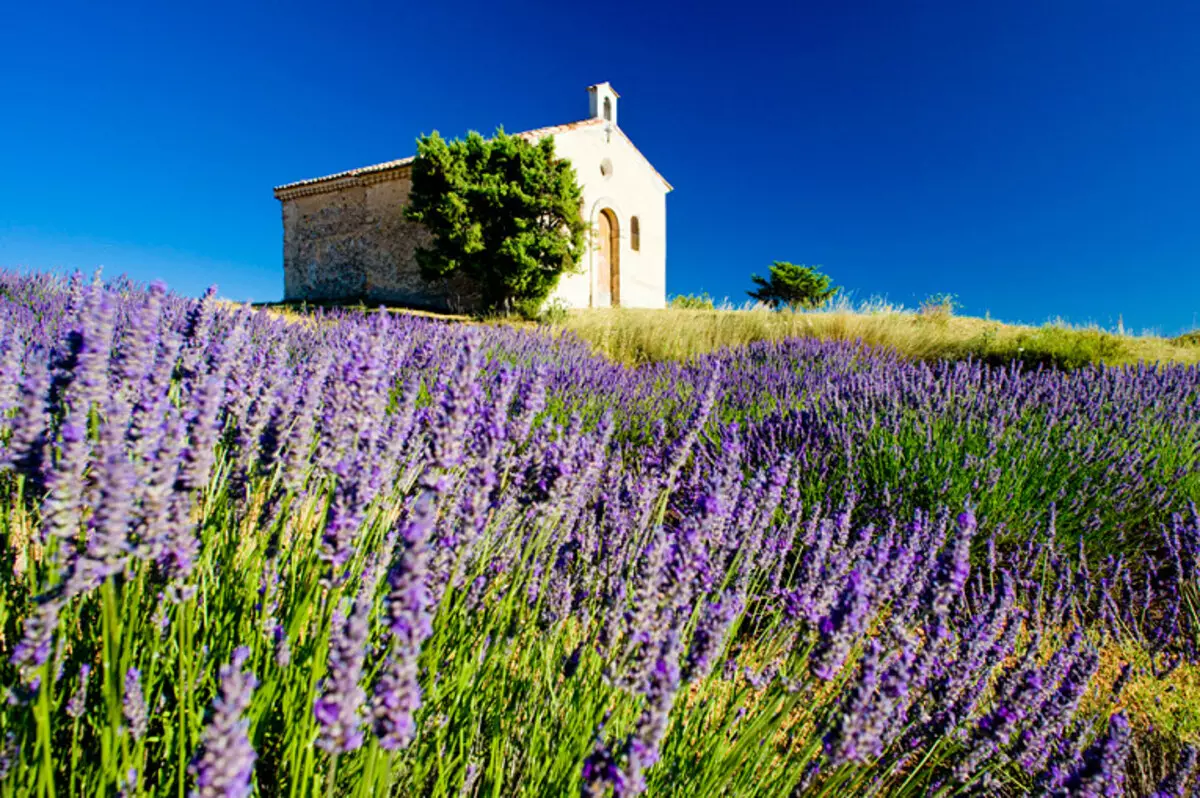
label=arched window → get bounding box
[630,216,641,251]
[603,97,612,121]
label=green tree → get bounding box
[405,127,588,313]
[746,262,839,309]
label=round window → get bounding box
[600,158,613,178]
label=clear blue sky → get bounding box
[3,1,1199,333]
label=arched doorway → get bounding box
[596,208,620,307]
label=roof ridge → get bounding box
[273,118,606,195]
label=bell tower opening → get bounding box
[587,82,620,128]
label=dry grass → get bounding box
[560,304,1200,368]
[254,298,1200,369]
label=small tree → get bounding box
[405,128,588,313]
[747,262,839,309]
[669,292,716,310]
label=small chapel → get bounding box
[273,83,671,311]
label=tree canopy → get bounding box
[405,128,588,313]
[747,262,839,310]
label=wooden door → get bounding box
[596,209,620,307]
[596,211,612,307]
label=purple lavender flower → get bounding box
[273,625,291,669]
[810,568,873,681]
[1150,744,1198,798]
[189,647,258,798]
[320,459,369,585]
[117,768,138,798]
[372,492,436,750]
[42,284,115,544]
[66,664,91,719]
[620,632,682,794]
[929,509,975,618]
[10,598,60,674]
[124,667,148,740]
[371,650,421,752]
[659,366,721,486]
[1015,642,1101,772]
[3,356,50,482]
[581,736,628,798]
[0,262,1197,797]
[954,654,1046,782]
[682,595,743,683]
[822,639,882,766]
[156,490,202,583]
[64,435,137,596]
[0,733,16,780]
[427,335,481,473]
[508,363,547,446]
[1051,712,1131,797]
[0,323,26,433]
[314,590,371,753]
[794,760,821,794]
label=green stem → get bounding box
[327,754,339,798]
[69,718,80,797]
[35,663,56,798]
[177,600,193,798]
[100,580,121,793]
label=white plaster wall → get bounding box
[545,125,668,309]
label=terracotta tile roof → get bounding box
[273,116,671,197]
[513,117,607,140]
[273,156,418,194]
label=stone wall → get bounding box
[281,171,479,311]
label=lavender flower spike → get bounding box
[189,647,258,798]
[11,598,61,673]
[930,509,975,618]
[314,590,371,753]
[822,639,882,766]
[124,667,148,740]
[1052,712,1131,797]
[1150,744,1198,798]
[66,664,91,719]
[372,492,437,750]
[682,595,743,683]
[810,569,873,681]
[581,737,628,798]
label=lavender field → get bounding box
[3,271,1200,797]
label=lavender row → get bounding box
[0,271,1196,795]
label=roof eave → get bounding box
[610,127,672,192]
[273,161,415,200]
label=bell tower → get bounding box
[587,82,619,127]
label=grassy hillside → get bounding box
[560,303,1200,368]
